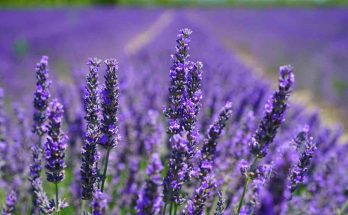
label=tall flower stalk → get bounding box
[237,65,295,214]
[163,28,204,211]
[30,56,51,212]
[99,59,120,192]
[81,58,102,200]
[45,99,67,213]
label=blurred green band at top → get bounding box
[0,0,348,7]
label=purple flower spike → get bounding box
[100,58,120,149]
[214,191,225,215]
[163,28,203,205]
[199,102,233,180]
[136,153,164,215]
[81,58,102,200]
[250,65,295,158]
[92,189,108,215]
[289,127,316,193]
[164,28,193,136]
[45,99,67,183]
[33,56,51,137]
[2,190,18,215]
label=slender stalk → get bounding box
[101,147,111,192]
[338,199,348,215]
[236,177,250,215]
[170,202,174,215]
[173,204,178,215]
[81,200,86,214]
[162,203,168,215]
[55,183,59,215]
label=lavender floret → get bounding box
[92,189,108,215]
[250,65,295,158]
[81,58,102,200]
[31,178,55,215]
[2,190,17,215]
[136,153,163,215]
[289,127,316,193]
[214,191,225,215]
[184,175,215,215]
[45,99,67,183]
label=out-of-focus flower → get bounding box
[92,189,108,215]
[1,190,18,215]
[136,153,163,215]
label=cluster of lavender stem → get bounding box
[79,57,120,214]
[0,27,335,215]
[163,28,203,208]
[81,58,102,200]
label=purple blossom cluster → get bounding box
[0,25,347,215]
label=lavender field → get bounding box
[0,8,348,215]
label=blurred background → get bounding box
[0,0,347,132]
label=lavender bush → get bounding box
[0,26,347,215]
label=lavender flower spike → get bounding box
[0,88,6,171]
[164,28,192,135]
[183,61,203,132]
[81,58,102,200]
[136,153,164,215]
[199,102,233,180]
[1,190,17,215]
[214,191,225,215]
[99,58,120,192]
[100,58,120,149]
[31,178,55,214]
[45,99,67,183]
[183,175,215,215]
[289,127,316,193]
[92,189,108,215]
[33,56,51,137]
[250,65,295,158]
[163,29,198,205]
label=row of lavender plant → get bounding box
[0,28,347,215]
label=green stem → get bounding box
[81,200,86,214]
[236,177,250,215]
[338,199,348,215]
[173,204,178,215]
[101,147,111,192]
[162,203,167,215]
[170,202,174,215]
[55,183,59,215]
